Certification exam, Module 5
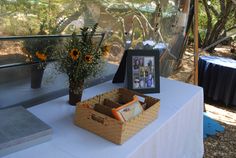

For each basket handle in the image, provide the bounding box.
[90,113,108,126]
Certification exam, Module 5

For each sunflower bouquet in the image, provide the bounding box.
[55,23,105,105]
[22,22,58,69]
[22,41,48,69]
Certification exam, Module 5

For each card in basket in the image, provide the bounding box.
[112,95,143,122]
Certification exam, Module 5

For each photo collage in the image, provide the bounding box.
[132,56,155,89]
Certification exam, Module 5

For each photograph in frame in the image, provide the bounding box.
[126,49,160,93]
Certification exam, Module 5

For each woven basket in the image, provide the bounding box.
[74,88,160,145]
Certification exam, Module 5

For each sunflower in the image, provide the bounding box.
[35,51,47,61]
[85,54,93,63]
[69,48,80,61]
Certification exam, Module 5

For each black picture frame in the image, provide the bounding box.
[126,49,160,93]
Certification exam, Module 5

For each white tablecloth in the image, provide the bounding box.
[4,77,204,158]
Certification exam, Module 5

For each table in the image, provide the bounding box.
[198,56,236,106]
[4,77,204,158]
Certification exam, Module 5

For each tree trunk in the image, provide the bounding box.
[201,0,235,53]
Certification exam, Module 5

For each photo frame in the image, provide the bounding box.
[126,49,160,93]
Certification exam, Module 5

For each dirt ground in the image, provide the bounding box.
[169,45,236,158]
[0,41,27,65]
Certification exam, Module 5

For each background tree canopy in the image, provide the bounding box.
[2,0,234,76]
[198,0,236,52]
[0,0,84,35]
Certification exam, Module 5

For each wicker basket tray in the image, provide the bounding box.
[74,88,160,145]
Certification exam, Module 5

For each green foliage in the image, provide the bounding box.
[22,37,59,62]
[54,23,104,85]
[0,0,80,35]
[198,0,236,51]
[22,20,60,63]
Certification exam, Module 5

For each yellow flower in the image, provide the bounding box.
[69,48,80,61]
[85,54,93,63]
[35,51,47,61]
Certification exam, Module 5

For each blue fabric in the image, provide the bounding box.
[200,56,236,69]
[199,56,236,106]
[204,113,224,138]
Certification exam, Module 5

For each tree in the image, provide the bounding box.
[0,0,85,35]
[199,0,236,52]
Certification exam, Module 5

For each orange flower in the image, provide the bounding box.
[85,54,93,63]
[35,51,47,61]
[69,48,80,61]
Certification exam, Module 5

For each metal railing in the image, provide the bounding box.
[0,33,105,69]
